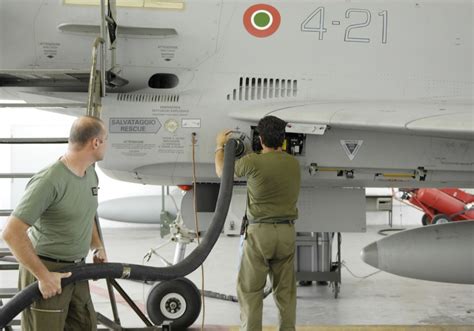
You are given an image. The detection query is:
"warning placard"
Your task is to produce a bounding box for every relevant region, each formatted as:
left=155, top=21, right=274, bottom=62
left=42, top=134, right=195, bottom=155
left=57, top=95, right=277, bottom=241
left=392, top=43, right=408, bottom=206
left=110, top=118, right=161, bottom=134
left=340, top=140, right=363, bottom=160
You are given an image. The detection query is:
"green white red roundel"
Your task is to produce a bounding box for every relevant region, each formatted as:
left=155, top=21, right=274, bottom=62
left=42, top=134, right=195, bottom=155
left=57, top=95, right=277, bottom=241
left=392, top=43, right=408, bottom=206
left=243, top=4, right=281, bottom=38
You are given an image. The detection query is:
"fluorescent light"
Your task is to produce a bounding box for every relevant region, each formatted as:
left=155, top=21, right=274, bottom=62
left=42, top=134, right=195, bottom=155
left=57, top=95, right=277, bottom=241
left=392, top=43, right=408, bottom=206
left=0, top=100, right=26, bottom=104
left=145, top=0, right=184, bottom=10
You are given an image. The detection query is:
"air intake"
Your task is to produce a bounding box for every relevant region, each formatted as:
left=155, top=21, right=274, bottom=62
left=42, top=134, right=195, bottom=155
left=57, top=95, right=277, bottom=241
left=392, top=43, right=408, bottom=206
left=117, top=94, right=179, bottom=103
left=148, top=73, right=179, bottom=89
left=227, top=77, right=298, bottom=101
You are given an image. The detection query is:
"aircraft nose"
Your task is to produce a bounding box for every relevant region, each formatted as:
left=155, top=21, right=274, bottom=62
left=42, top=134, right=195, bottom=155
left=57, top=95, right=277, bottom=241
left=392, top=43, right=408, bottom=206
left=361, top=242, right=379, bottom=268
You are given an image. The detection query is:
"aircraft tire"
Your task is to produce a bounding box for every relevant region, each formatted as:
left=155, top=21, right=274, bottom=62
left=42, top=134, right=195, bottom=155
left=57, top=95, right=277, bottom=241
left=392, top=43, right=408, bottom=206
left=431, top=214, right=451, bottom=225
left=421, top=214, right=431, bottom=226
left=146, top=278, right=201, bottom=329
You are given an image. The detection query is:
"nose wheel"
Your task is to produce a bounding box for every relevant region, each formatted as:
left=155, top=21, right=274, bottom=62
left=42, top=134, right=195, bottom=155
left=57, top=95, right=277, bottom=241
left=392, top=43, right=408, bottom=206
left=146, top=278, right=201, bottom=329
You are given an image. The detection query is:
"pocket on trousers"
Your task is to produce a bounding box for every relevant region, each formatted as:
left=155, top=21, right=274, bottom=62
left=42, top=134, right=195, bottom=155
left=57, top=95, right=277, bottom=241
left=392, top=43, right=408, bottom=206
left=246, top=224, right=259, bottom=235
left=31, top=307, right=66, bottom=330
left=280, top=227, right=296, bottom=255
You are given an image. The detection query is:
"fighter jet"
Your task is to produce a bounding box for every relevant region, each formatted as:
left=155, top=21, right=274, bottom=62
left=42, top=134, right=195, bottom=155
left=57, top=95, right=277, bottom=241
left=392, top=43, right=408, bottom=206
left=1, top=0, right=473, bottom=326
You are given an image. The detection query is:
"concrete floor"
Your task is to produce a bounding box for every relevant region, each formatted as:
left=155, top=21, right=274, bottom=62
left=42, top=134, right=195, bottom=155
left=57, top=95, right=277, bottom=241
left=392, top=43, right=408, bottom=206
left=1, top=224, right=473, bottom=329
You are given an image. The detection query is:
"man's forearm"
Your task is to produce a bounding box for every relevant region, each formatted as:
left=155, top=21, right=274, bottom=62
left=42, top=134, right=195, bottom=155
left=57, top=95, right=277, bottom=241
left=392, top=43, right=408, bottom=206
left=215, top=130, right=232, bottom=178
left=90, top=220, right=104, bottom=250
left=215, top=149, right=225, bottom=178
left=90, top=219, right=108, bottom=263
left=2, top=217, right=49, bottom=280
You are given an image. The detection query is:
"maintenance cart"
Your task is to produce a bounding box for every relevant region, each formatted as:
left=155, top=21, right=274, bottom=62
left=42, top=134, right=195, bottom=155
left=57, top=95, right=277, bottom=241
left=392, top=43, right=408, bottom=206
left=401, top=188, right=474, bottom=225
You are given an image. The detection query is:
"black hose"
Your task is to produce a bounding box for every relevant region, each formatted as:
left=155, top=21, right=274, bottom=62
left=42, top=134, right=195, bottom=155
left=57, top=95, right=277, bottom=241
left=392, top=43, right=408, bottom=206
left=0, top=139, right=239, bottom=329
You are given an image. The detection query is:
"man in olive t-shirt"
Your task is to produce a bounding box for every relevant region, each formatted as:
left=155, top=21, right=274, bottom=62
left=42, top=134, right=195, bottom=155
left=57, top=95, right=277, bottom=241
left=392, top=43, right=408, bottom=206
left=215, top=116, right=301, bottom=331
left=2, top=116, right=108, bottom=331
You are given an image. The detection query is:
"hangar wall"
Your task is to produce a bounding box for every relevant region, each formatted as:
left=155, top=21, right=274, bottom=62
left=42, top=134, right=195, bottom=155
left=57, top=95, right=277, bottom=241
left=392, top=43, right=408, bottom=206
left=0, top=109, right=161, bottom=229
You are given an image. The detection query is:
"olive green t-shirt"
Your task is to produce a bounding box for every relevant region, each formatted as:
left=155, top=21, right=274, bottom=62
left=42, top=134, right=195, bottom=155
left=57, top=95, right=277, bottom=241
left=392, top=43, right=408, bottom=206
left=12, top=160, right=99, bottom=261
left=235, top=151, right=301, bottom=222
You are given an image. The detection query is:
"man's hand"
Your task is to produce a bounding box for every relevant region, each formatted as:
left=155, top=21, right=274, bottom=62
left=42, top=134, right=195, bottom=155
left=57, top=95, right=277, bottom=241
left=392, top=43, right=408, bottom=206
left=93, top=248, right=107, bottom=264
left=91, top=221, right=107, bottom=263
left=38, top=271, right=72, bottom=299
left=216, top=129, right=232, bottom=147
left=3, top=216, right=72, bottom=300
left=215, top=130, right=233, bottom=178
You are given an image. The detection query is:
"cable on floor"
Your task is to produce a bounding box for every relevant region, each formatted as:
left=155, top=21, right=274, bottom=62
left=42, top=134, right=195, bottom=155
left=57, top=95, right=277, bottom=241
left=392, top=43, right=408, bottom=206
left=341, top=261, right=381, bottom=279
left=377, top=228, right=405, bottom=236
left=200, top=283, right=272, bottom=303
left=201, top=290, right=238, bottom=302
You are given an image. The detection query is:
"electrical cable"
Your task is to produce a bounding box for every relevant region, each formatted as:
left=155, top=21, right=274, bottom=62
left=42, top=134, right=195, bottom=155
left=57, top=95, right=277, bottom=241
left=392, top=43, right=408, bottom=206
left=191, top=132, right=205, bottom=331
left=373, top=188, right=406, bottom=235
left=377, top=228, right=405, bottom=236
left=341, top=261, right=381, bottom=279
left=201, top=290, right=238, bottom=302
left=199, top=286, right=272, bottom=303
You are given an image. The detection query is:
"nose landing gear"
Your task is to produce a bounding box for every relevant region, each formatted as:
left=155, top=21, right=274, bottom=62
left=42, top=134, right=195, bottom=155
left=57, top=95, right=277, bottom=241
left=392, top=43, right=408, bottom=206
left=146, top=278, right=201, bottom=329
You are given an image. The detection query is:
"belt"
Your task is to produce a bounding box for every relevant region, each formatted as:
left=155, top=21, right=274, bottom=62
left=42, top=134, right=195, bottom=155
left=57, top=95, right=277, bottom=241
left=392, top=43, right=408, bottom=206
left=38, top=255, right=85, bottom=264
left=248, top=220, right=295, bottom=225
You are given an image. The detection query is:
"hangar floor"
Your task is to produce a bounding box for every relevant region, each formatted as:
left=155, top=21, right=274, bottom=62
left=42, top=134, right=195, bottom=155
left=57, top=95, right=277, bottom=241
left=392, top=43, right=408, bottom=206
left=1, top=224, right=473, bottom=330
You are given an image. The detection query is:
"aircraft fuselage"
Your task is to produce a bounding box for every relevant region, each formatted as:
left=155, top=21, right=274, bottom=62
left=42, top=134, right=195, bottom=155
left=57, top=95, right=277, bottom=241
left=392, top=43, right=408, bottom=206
left=1, top=0, right=472, bottom=187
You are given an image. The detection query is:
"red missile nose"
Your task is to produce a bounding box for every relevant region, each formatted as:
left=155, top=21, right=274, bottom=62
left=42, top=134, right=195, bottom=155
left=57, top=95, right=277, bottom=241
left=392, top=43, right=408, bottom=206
left=178, top=185, right=193, bottom=191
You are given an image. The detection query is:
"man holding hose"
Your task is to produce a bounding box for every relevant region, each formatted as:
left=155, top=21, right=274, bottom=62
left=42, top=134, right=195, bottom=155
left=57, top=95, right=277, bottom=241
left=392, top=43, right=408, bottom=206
left=2, top=116, right=108, bottom=331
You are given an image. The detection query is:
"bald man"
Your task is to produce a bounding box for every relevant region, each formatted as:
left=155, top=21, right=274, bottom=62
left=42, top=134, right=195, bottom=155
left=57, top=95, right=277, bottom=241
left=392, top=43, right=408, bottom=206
left=2, top=116, right=108, bottom=331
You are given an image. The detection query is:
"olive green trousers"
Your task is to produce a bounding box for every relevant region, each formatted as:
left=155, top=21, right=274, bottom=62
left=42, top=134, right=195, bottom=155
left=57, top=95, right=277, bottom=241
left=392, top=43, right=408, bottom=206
left=237, top=223, right=296, bottom=331
left=19, top=259, right=97, bottom=331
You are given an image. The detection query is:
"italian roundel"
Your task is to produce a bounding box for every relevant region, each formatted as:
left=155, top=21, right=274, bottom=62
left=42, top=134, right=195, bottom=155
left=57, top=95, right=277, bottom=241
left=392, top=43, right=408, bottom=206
left=243, top=4, right=281, bottom=38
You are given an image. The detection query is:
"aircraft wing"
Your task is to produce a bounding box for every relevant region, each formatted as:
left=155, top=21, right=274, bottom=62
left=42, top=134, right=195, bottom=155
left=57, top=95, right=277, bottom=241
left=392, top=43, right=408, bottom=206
left=0, top=68, right=128, bottom=90
left=0, top=80, right=88, bottom=117
left=0, top=68, right=127, bottom=116
left=229, top=101, right=473, bottom=139
left=0, top=69, right=91, bottom=89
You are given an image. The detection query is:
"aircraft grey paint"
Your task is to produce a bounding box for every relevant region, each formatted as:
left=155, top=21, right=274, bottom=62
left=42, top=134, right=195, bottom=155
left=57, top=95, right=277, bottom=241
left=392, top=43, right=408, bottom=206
left=0, top=0, right=473, bottom=283
left=98, top=195, right=180, bottom=223
left=361, top=221, right=474, bottom=284
left=0, top=0, right=472, bottom=190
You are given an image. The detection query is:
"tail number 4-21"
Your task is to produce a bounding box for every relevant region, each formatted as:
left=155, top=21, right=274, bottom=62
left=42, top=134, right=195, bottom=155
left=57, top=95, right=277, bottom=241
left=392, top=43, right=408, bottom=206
left=301, top=7, right=388, bottom=44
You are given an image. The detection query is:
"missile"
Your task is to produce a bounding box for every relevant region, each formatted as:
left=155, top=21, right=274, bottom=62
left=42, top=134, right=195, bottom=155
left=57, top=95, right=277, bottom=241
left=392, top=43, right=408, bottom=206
left=98, top=195, right=180, bottom=224
left=361, top=221, right=474, bottom=284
